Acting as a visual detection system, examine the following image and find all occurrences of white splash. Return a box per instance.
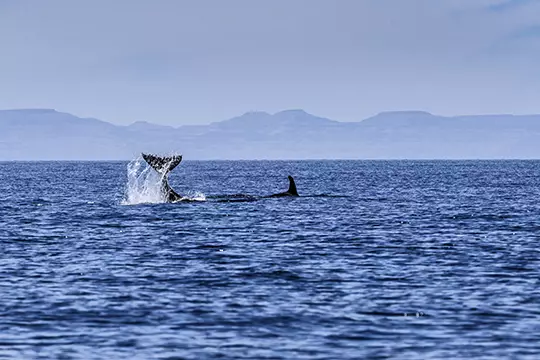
[122,158,167,205]
[181,191,207,202]
[121,157,206,205]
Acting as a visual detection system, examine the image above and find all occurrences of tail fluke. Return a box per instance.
[287,175,298,196]
[142,153,183,174]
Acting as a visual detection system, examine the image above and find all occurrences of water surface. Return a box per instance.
[1,160,540,359]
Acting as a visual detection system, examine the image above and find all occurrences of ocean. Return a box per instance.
[1,160,540,359]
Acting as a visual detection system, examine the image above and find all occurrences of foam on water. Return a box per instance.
[180,191,207,202]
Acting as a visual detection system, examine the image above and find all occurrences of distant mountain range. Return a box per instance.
[2,108,540,160]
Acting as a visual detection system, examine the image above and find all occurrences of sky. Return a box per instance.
[1,0,540,125]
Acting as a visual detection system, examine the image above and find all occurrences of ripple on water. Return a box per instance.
[1,160,540,359]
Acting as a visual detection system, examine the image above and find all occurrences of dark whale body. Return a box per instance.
[142,153,299,202]
[266,176,299,197]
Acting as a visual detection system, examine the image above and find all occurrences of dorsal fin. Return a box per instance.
[142,153,183,174]
[287,175,298,196]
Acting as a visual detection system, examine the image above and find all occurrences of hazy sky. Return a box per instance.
[1,0,540,125]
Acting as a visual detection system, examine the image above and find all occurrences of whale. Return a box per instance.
[142,153,183,202]
[141,153,299,202]
[266,175,299,197]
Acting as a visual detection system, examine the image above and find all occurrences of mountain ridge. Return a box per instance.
[2,108,540,160]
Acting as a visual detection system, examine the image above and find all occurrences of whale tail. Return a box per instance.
[142,153,183,175]
[287,175,298,196]
[141,153,183,202]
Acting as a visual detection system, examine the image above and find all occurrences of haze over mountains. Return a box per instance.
[1,108,540,160]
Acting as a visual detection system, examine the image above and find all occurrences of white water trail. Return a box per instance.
[182,191,207,202]
[122,158,167,205]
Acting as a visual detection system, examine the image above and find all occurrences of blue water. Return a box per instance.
[1,160,540,359]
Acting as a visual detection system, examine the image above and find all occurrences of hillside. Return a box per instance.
[1,108,540,160]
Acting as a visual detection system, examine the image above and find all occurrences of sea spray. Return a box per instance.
[122,158,167,205]
[122,157,206,204]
